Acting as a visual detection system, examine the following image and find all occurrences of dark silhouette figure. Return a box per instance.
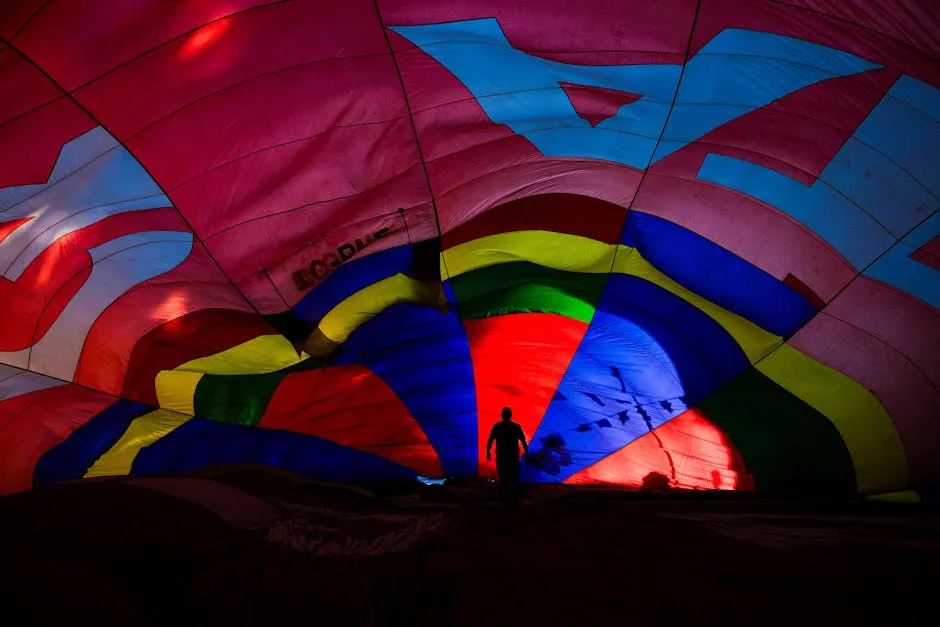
[641,471,671,491]
[486,407,528,501]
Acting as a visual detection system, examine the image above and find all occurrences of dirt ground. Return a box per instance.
[1,469,937,626]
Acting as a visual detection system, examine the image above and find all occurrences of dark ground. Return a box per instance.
[1,468,937,626]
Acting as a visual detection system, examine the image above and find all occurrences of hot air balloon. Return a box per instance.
[1,0,938,501]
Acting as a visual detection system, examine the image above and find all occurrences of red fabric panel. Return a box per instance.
[652,68,902,187]
[465,314,589,479]
[0,45,60,124]
[0,98,95,188]
[47,1,426,300]
[559,82,642,127]
[12,0,281,91]
[120,309,275,406]
[0,208,180,352]
[565,409,755,491]
[0,217,33,245]
[261,366,442,477]
[442,193,627,248]
[0,0,43,39]
[433,151,643,235]
[75,241,257,398]
[632,174,857,302]
[168,117,420,241]
[195,156,433,285]
[128,55,410,191]
[789,313,940,485]
[773,0,940,60]
[379,0,698,63]
[692,0,940,86]
[70,1,389,138]
[235,201,439,314]
[910,234,940,272]
[783,273,826,311]
[0,385,115,494]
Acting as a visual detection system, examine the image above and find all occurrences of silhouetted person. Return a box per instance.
[486,407,528,501]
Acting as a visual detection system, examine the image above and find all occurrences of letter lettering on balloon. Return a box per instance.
[292,269,312,291]
[309,259,329,280]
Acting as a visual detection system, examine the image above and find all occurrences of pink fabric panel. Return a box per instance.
[824,277,940,387]
[790,313,940,484]
[75,242,256,397]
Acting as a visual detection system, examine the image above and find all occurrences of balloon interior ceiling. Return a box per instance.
[1,0,938,498]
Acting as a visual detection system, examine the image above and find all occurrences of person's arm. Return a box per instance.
[486,426,496,460]
[519,425,529,456]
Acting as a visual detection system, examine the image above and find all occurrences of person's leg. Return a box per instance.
[496,457,513,502]
[505,458,520,497]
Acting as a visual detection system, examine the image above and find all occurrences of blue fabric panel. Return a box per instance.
[522,274,750,483]
[33,399,152,487]
[132,419,418,483]
[697,154,895,269]
[653,29,879,161]
[333,303,478,477]
[391,19,873,170]
[866,210,940,310]
[391,17,681,170]
[442,279,458,304]
[855,75,940,201]
[824,138,936,238]
[292,244,419,323]
[818,76,940,238]
[622,211,817,337]
[697,73,940,304]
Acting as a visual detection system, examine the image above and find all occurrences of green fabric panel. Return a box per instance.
[698,368,857,494]
[192,359,325,426]
[451,262,606,322]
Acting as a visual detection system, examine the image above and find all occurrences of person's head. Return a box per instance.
[501,407,512,422]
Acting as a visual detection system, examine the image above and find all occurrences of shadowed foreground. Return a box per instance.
[1,469,937,626]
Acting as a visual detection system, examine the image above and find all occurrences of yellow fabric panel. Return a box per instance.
[318,274,442,343]
[757,345,909,494]
[612,248,783,363]
[441,231,617,279]
[302,328,340,358]
[174,334,305,375]
[84,409,192,478]
[441,233,780,362]
[154,370,203,415]
[866,491,920,503]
